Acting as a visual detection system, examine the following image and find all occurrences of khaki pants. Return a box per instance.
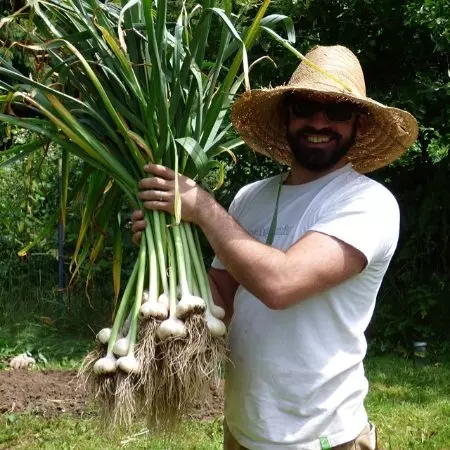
[223,421,377,450]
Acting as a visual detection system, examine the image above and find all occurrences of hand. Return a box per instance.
[137,164,212,224]
[131,209,146,246]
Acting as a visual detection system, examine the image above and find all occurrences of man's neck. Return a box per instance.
[284,159,348,185]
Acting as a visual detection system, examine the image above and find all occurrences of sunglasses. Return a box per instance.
[289,97,362,122]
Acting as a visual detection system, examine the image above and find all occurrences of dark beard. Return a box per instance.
[286,125,357,172]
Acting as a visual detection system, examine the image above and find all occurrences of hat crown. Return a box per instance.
[289,45,366,98]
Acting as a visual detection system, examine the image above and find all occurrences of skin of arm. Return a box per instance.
[136,164,367,310]
[209,268,239,324]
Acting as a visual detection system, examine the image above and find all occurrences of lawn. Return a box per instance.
[1,320,449,449]
[0,416,224,449]
[365,356,450,449]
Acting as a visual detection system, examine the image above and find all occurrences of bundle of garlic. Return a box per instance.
[0,0,293,432]
[83,221,227,428]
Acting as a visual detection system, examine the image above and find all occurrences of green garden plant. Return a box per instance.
[0,0,296,431]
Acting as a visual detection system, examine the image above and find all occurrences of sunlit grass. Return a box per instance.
[0,415,223,449]
[365,356,450,449]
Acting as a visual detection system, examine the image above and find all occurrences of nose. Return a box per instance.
[308,110,330,128]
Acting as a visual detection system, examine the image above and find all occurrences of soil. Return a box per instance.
[0,369,224,421]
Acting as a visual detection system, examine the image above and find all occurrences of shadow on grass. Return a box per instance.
[0,320,94,368]
[0,284,113,368]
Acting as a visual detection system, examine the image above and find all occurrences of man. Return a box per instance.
[131,46,418,449]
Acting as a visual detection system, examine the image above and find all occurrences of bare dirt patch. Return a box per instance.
[0,369,87,418]
[0,369,224,420]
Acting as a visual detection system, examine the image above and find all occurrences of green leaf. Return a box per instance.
[0,139,48,168]
[176,137,209,179]
[112,213,123,309]
[260,14,296,44]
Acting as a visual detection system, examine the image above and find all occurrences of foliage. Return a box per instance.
[0,133,58,251]
[0,0,449,351]
[0,1,37,150]
[369,159,450,354]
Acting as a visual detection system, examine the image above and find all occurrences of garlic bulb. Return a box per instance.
[96,328,112,344]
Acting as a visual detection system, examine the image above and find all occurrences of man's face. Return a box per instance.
[286,95,362,172]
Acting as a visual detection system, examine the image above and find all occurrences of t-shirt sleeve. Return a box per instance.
[308,184,400,265]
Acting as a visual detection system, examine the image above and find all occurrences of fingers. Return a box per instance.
[131,209,146,232]
[138,189,170,203]
[138,175,171,191]
[141,198,172,215]
[131,209,144,221]
[131,210,146,247]
[137,164,178,216]
[131,219,147,233]
[132,231,142,247]
[144,164,175,180]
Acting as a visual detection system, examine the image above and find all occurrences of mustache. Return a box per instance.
[293,127,341,140]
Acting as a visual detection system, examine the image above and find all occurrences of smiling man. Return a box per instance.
[286,95,366,172]
[132,46,418,450]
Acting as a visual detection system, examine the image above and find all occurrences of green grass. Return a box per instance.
[365,356,450,449]
[0,320,93,369]
[1,355,449,449]
[0,270,112,369]
[0,415,223,449]
[1,289,449,449]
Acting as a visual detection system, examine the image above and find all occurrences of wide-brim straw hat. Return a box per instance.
[231,45,419,173]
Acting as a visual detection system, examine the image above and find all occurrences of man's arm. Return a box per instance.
[208,268,239,324]
[138,165,367,310]
[197,199,366,310]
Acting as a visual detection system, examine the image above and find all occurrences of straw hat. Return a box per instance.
[231,45,418,173]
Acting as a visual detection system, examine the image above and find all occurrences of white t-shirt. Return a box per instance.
[211,164,399,450]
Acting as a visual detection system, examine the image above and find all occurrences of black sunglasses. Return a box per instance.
[288,97,362,122]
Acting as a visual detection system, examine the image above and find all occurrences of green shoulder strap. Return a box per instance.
[265,169,285,246]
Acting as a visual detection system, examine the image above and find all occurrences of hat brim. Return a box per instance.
[231,87,419,173]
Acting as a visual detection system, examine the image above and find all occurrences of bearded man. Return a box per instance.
[132,45,418,450]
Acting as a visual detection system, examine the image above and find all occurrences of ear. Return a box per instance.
[356,113,369,135]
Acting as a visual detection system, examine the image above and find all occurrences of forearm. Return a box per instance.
[196,196,287,308]
[136,163,285,307]
[208,272,233,325]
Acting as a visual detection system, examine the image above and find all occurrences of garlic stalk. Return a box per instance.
[93,259,139,375]
[192,225,226,319]
[117,234,147,373]
[140,290,168,319]
[173,221,206,319]
[153,209,171,311]
[204,308,227,337]
[157,228,187,340]
[158,292,170,310]
[139,224,168,319]
[93,354,117,375]
[120,313,132,336]
[185,223,226,335]
[96,327,112,345]
[117,354,140,373]
[113,329,131,357]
